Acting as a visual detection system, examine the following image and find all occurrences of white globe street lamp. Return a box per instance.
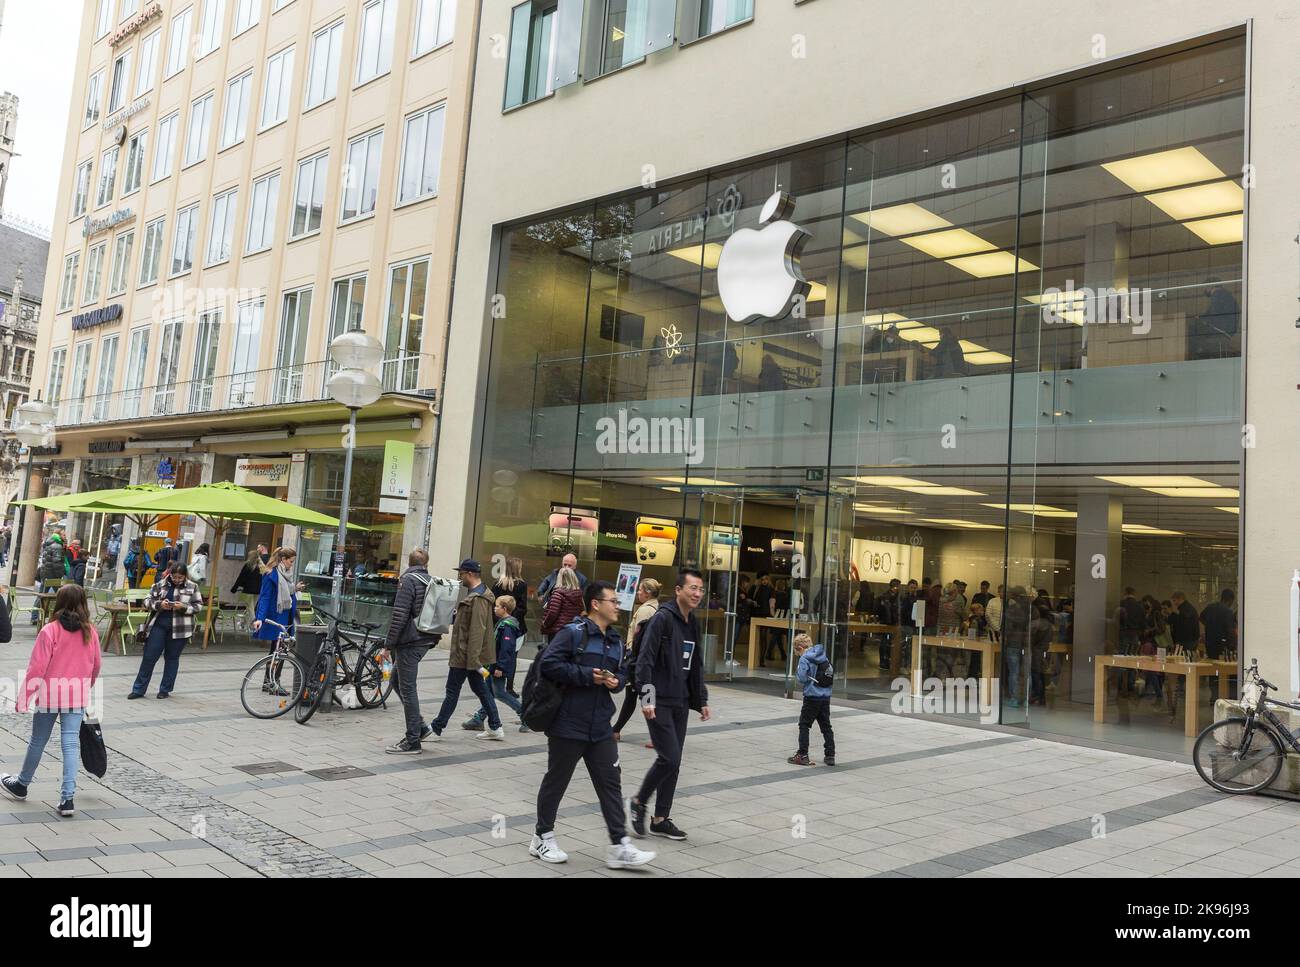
[325,331,385,612]
[6,396,57,585]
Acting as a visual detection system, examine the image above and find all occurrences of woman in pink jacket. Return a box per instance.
[1,585,101,817]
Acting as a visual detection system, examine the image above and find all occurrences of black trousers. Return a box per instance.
[391,644,430,743]
[797,697,835,757]
[637,705,689,818]
[612,684,639,735]
[535,736,626,844]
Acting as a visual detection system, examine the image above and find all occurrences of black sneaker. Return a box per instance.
[386,738,422,755]
[127,692,144,700]
[649,818,687,841]
[57,798,74,817]
[824,755,836,767]
[1,775,27,801]
[630,797,647,838]
[419,725,433,742]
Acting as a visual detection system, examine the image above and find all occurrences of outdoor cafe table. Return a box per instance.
[35,592,58,624]
[101,603,129,655]
[1094,655,1225,736]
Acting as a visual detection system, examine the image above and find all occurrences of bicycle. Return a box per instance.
[239,619,305,720]
[1193,659,1295,794]
[294,606,394,724]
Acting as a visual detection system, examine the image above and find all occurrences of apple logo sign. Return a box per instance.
[715,190,812,324]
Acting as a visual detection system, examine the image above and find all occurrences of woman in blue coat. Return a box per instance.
[252,547,302,645]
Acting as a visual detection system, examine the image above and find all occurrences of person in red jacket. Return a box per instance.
[541,567,584,640]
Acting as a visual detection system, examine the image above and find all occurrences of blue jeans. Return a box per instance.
[19,710,83,800]
[470,676,523,722]
[132,622,188,695]
[431,666,500,732]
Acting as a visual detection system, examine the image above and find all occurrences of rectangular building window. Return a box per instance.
[84,69,104,128]
[184,92,214,167]
[121,0,141,20]
[58,254,80,312]
[198,0,226,56]
[72,160,93,218]
[504,0,585,109]
[91,333,120,421]
[83,242,108,305]
[122,327,149,418]
[109,230,134,296]
[221,71,253,149]
[123,128,147,195]
[398,104,444,203]
[153,318,183,415]
[305,19,343,108]
[325,273,366,383]
[291,151,327,238]
[152,112,178,182]
[693,0,750,40]
[46,347,67,403]
[356,0,396,86]
[189,308,222,411]
[138,216,166,286]
[94,0,113,38]
[136,28,161,97]
[96,145,119,208]
[108,49,133,114]
[383,257,429,391]
[414,0,456,56]
[234,0,260,34]
[67,343,93,422]
[246,170,280,253]
[229,298,264,405]
[260,45,294,129]
[171,203,199,276]
[341,129,383,222]
[274,287,312,402]
[165,7,193,79]
[207,187,238,264]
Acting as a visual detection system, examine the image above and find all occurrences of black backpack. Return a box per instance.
[813,657,834,688]
[520,622,586,733]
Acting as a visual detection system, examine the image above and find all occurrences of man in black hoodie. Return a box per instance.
[631,568,712,842]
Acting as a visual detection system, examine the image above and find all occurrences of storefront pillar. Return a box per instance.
[282,452,307,551]
[403,447,432,562]
[16,465,46,588]
[1071,494,1123,704]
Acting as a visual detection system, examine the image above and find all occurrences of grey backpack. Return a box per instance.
[412,572,458,635]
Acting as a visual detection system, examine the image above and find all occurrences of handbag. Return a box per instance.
[79,718,107,778]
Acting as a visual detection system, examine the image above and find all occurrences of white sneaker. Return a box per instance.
[606,836,656,870]
[475,726,506,741]
[529,832,568,864]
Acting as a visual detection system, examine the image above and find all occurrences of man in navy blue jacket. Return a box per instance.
[529,580,655,871]
[630,568,712,842]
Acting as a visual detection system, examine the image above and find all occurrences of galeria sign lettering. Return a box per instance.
[103,96,151,130]
[83,208,134,239]
[72,304,123,332]
[109,2,162,47]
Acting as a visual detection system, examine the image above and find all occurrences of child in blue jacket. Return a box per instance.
[789,633,835,766]
[464,594,528,732]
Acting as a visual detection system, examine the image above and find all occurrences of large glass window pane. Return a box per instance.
[356,0,396,85]
[247,171,280,253]
[229,298,264,405]
[275,287,312,402]
[122,327,149,418]
[292,152,327,237]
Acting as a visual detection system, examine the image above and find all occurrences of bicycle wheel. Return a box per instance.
[354,653,394,708]
[335,639,362,688]
[241,654,305,719]
[294,651,332,724]
[1193,717,1284,794]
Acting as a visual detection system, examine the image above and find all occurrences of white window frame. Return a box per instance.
[121,0,141,20]
[260,45,295,130]
[414,0,456,57]
[135,28,161,97]
[189,308,222,411]
[341,129,383,223]
[72,160,93,219]
[220,71,253,149]
[397,103,445,205]
[234,0,260,35]
[84,70,104,129]
[355,0,396,86]
[290,151,327,239]
[91,333,121,421]
[152,112,179,183]
[274,286,312,403]
[94,0,113,39]
[206,187,238,265]
[46,347,68,404]
[58,254,80,312]
[138,215,166,286]
[83,241,109,306]
[171,203,200,277]
[305,19,343,109]
[382,257,430,392]
[122,326,150,419]
[197,0,226,57]
[109,230,135,296]
[154,317,184,415]
[96,146,120,209]
[108,48,133,114]
[228,298,265,406]
[272,0,294,10]
[183,91,215,168]
[246,170,280,254]
[123,128,148,196]
[165,7,193,79]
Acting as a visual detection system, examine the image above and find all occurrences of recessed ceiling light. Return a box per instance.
[853,475,934,487]
[652,476,737,487]
[918,517,1002,530]
[1122,523,1184,536]
[902,228,997,260]
[1215,506,1240,514]
[1182,213,1243,245]
[1097,475,1216,488]
[665,242,724,269]
[896,486,986,497]
[1145,180,1243,221]
[850,203,952,237]
[1101,146,1226,193]
[1143,487,1240,499]
[945,251,1038,278]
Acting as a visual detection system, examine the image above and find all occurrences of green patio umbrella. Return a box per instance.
[121,482,367,648]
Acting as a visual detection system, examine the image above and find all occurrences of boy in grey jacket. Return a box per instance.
[788,633,835,766]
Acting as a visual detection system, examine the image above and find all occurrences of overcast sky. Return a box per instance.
[0,0,81,232]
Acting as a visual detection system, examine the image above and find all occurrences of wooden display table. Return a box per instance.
[747,617,819,670]
[1094,655,1220,736]
[911,634,1000,707]
[846,620,905,673]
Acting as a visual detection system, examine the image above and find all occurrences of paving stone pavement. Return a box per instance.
[1,624,1298,878]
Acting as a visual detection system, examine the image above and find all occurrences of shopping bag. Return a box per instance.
[79,718,107,778]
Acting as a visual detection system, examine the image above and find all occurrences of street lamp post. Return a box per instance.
[325,330,384,615]
[6,395,56,588]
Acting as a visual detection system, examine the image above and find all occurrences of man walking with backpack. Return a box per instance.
[629,568,712,843]
[427,559,503,742]
[526,580,655,870]
[380,549,442,755]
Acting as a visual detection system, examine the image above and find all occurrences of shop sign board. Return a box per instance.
[235,458,292,487]
[378,440,414,515]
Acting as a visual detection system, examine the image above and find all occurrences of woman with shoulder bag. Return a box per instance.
[231,548,268,632]
[612,579,660,743]
[129,563,203,700]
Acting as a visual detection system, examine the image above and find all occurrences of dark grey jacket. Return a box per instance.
[384,566,442,649]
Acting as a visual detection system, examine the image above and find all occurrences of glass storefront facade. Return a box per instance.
[471,36,1245,754]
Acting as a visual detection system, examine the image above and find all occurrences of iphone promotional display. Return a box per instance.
[705,526,741,570]
[635,516,679,566]
[547,505,599,557]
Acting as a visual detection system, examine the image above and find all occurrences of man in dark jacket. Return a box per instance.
[536,552,588,605]
[630,568,712,843]
[380,549,442,755]
[1169,591,1201,653]
[529,580,655,871]
[1200,589,1237,660]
